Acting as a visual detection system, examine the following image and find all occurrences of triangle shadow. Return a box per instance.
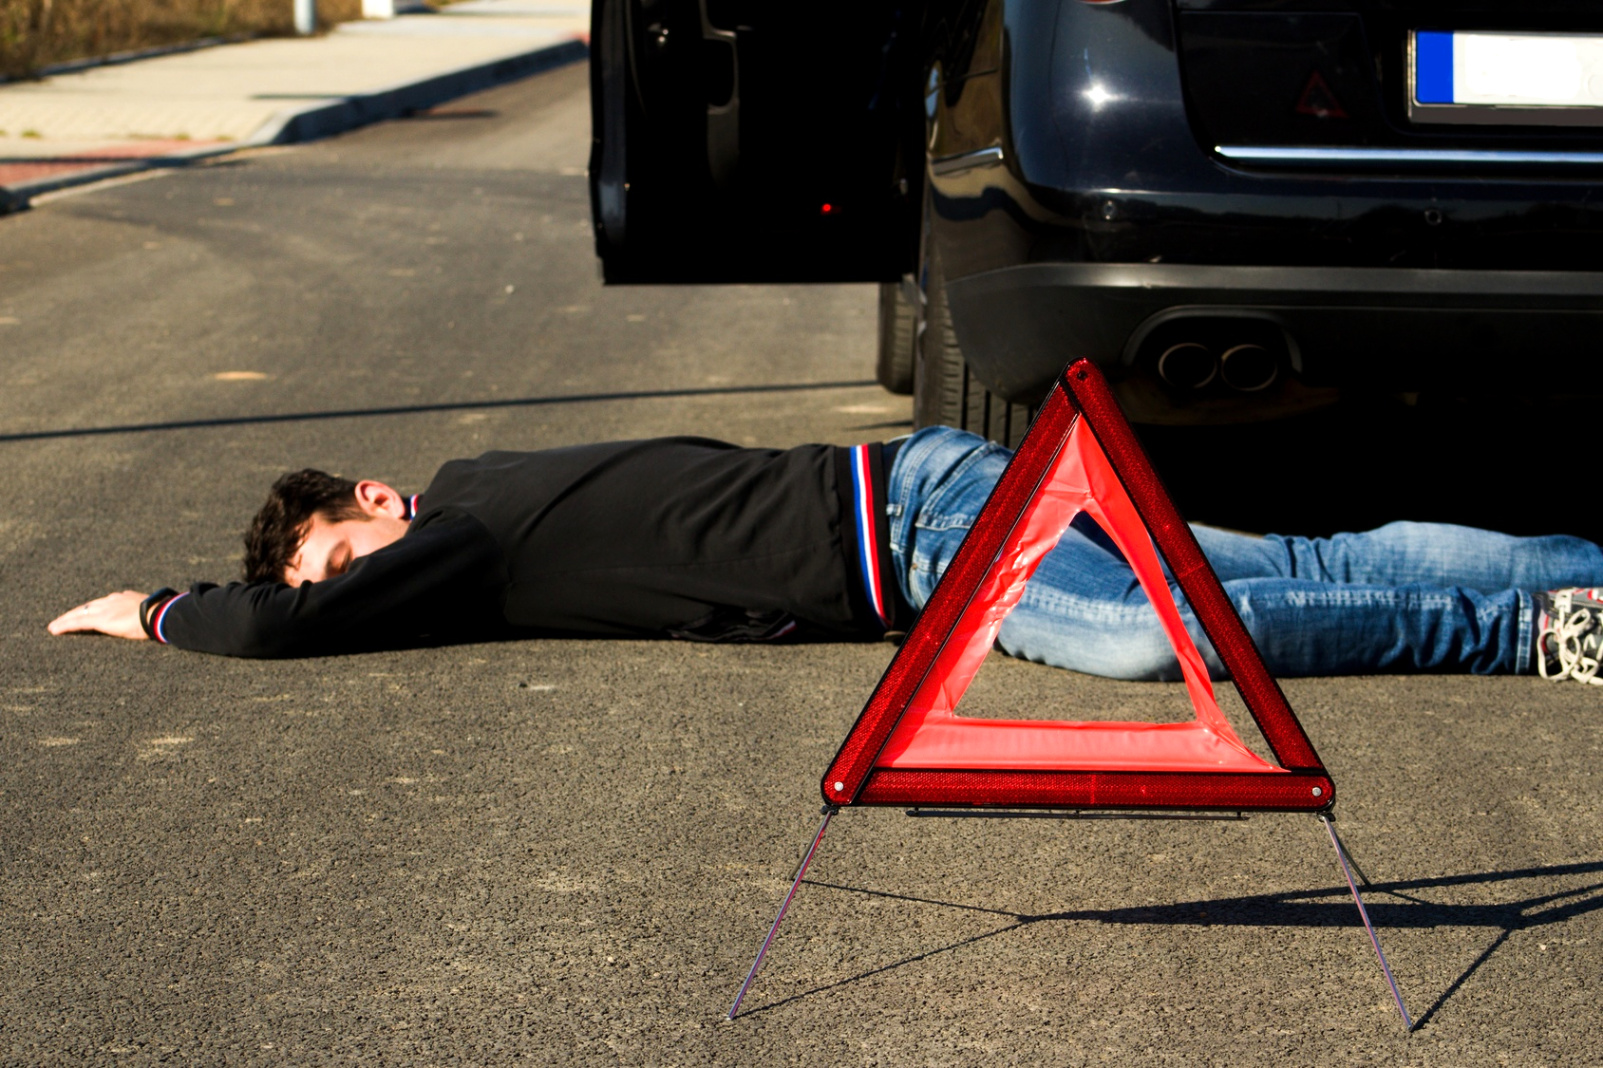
[738,859,1603,1028]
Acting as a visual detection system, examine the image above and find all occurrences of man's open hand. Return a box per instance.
[48,591,151,641]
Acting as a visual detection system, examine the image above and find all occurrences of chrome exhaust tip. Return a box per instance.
[1219,343,1278,392]
[1157,342,1217,390]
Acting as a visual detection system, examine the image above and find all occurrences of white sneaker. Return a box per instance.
[1535,588,1603,685]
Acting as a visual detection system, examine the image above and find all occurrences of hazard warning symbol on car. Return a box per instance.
[727,360,1414,1029]
[1295,70,1350,119]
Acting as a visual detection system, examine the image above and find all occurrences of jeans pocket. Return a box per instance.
[912,438,1009,533]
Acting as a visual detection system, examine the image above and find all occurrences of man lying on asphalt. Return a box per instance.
[48,427,1603,685]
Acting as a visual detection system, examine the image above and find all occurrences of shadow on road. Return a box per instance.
[0,379,878,444]
[6,376,1571,541]
[739,860,1603,1027]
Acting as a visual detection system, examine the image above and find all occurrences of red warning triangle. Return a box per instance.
[821,360,1332,813]
[1295,71,1349,119]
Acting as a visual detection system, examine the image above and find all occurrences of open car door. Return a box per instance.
[589,0,922,283]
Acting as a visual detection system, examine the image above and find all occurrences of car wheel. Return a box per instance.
[875,278,917,395]
[913,246,1035,448]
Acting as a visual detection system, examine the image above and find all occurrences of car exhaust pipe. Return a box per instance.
[1219,343,1278,392]
[1156,342,1217,390]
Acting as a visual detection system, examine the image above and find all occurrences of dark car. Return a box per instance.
[589,0,1603,445]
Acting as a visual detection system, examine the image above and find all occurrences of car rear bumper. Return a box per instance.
[945,262,1603,421]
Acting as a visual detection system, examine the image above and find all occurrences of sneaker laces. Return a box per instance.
[1538,590,1603,685]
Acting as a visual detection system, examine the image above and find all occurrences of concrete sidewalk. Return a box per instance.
[0,0,586,210]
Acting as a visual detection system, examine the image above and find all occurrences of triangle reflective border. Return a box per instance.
[821,360,1333,812]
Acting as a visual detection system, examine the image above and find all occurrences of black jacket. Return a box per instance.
[146,437,899,657]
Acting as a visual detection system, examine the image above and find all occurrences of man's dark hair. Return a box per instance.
[243,469,366,583]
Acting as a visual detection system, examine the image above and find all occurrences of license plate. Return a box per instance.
[1411,30,1603,126]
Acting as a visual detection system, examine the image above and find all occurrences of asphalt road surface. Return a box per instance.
[2,62,1600,1067]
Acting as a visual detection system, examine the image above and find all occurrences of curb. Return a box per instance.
[0,35,587,214]
[251,36,586,145]
[1,142,243,211]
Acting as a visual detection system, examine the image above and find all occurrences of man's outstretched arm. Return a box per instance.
[48,511,509,657]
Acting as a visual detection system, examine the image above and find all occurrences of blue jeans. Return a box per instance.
[887,428,1603,680]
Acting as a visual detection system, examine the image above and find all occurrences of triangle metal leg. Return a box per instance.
[1326,816,1374,888]
[728,805,838,1020]
[1321,813,1413,1031]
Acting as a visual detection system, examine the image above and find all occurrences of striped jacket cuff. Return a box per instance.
[139,588,184,643]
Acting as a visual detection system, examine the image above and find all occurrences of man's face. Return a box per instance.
[282,480,410,585]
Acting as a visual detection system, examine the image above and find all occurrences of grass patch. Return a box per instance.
[0,0,363,79]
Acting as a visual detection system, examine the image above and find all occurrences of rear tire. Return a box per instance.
[913,246,1034,448]
[875,279,918,395]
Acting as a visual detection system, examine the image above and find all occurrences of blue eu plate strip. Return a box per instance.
[1415,31,1455,104]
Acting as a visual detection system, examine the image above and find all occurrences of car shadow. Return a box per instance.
[737,858,1603,1029]
[1138,394,1586,541]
